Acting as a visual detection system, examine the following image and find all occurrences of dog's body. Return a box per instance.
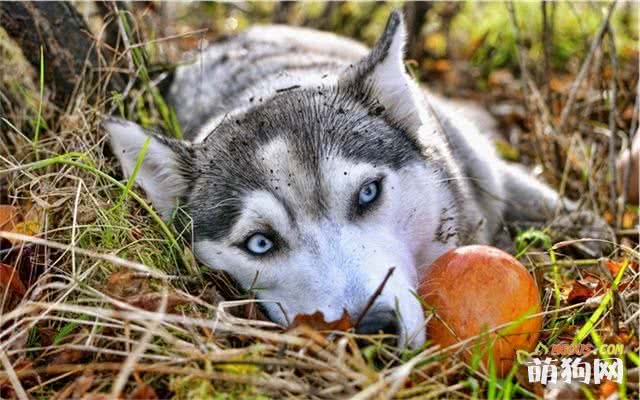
[105,12,573,346]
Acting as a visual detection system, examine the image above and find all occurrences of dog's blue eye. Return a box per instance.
[358,181,380,206]
[245,233,274,255]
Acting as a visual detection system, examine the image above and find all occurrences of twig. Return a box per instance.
[110,2,135,74]
[507,2,530,103]
[110,290,167,399]
[557,1,617,133]
[618,80,639,225]
[0,363,310,393]
[353,267,395,329]
[0,351,29,400]
[541,1,552,107]
[606,21,620,229]
[0,231,169,279]
[616,229,640,236]
[508,1,561,174]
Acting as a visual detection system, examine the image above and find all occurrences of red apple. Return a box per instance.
[419,245,543,377]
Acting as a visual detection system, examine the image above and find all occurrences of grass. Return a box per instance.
[574,258,630,343]
[32,46,44,159]
[118,11,182,139]
[0,2,638,399]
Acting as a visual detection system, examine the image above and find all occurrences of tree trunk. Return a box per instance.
[0,1,124,109]
[403,1,432,63]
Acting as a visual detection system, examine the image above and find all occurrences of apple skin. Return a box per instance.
[418,245,543,377]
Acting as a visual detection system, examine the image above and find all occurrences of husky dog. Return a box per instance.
[104,12,603,347]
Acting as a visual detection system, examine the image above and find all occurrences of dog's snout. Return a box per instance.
[356,310,399,336]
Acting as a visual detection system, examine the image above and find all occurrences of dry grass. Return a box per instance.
[0,3,638,399]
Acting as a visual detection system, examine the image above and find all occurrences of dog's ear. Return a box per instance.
[103,118,192,218]
[340,11,425,132]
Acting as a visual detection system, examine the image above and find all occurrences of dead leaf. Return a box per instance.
[622,105,634,121]
[0,202,44,245]
[549,76,572,93]
[72,374,95,399]
[106,271,188,312]
[288,309,354,331]
[129,383,158,400]
[0,359,33,398]
[432,59,452,73]
[567,281,595,304]
[603,211,614,225]
[0,205,20,231]
[599,380,617,398]
[0,263,26,296]
[488,69,514,88]
[80,394,123,400]
[106,271,150,298]
[127,292,189,312]
[606,259,624,277]
[50,348,85,365]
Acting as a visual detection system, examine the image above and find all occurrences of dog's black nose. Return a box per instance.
[356,309,399,336]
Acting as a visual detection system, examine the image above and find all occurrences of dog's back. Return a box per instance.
[169,25,368,138]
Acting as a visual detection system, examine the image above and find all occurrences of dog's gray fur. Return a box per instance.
[105,12,582,346]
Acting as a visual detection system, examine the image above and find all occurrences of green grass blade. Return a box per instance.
[27,153,190,271]
[628,352,640,367]
[53,314,89,345]
[580,386,596,400]
[548,247,562,323]
[116,136,151,208]
[33,45,45,159]
[573,259,630,343]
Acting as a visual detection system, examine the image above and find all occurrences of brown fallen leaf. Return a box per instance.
[0,202,44,246]
[488,69,514,88]
[50,348,86,365]
[432,59,451,73]
[127,292,189,313]
[288,309,354,332]
[599,380,618,399]
[79,394,124,400]
[549,76,572,93]
[567,280,596,304]
[0,263,26,297]
[106,271,150,298]
[72,373,96,399]
[0,205,20,231]
[106,271,188,313]
[606,259,624,277]
[0,359,33,398]
[129,383,159,400]
[51,373,95,400]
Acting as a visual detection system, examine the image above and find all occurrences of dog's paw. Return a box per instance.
[547,211,615,257]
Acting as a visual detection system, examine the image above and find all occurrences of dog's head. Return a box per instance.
[105,12,462,347]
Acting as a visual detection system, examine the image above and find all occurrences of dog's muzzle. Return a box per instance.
[355,309,399,336]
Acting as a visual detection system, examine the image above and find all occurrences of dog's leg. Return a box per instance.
[500,163,614,256]
[430,95,614,256]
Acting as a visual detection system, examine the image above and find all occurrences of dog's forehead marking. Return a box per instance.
[190,88,431,242]
[229,190,293,243]
[257,136,323,219]
[256,135,388,221]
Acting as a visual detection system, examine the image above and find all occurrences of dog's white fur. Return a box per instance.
[192,154,451,346]
[107,121,189,219]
